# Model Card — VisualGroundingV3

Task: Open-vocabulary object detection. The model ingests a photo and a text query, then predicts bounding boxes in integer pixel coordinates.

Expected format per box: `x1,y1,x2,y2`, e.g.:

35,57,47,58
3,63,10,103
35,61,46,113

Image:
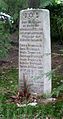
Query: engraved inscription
19,10,51,94
19,11,44,76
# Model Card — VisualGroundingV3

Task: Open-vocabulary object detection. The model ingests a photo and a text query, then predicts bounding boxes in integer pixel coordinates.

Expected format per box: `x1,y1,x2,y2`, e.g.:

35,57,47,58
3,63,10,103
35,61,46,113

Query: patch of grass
52,73,63,88
0,100,63,119
0,68,18,95
0,68,63,118
52,73,63,97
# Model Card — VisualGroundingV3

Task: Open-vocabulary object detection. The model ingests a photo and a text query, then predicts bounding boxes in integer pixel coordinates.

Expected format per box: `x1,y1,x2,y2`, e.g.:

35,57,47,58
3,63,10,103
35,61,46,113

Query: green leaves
0,0,8,11
52,73,63,97
0,21,11,59
40,0,52,8
49,3,63,43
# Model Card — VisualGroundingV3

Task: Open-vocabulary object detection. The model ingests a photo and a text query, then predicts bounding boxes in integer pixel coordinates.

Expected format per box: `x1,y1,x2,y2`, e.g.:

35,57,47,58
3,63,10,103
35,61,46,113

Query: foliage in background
0,0,28,59
47,3,63,43
1,0,28,30
40,0,52,8
0,21,11,59
0,0,7,11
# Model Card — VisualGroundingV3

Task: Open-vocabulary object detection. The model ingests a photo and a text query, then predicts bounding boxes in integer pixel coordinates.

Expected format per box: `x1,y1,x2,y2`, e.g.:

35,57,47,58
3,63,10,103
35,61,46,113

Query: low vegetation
0,68,63,118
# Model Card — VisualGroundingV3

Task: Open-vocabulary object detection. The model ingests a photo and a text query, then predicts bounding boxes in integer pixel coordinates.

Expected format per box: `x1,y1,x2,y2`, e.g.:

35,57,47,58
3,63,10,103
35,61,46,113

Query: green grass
0,68,18,94
0,100,63,119
0,68,63,119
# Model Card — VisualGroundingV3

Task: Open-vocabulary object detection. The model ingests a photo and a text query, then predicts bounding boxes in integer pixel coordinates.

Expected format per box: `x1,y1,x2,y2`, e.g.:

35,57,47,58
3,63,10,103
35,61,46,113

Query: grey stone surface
19,9,51,95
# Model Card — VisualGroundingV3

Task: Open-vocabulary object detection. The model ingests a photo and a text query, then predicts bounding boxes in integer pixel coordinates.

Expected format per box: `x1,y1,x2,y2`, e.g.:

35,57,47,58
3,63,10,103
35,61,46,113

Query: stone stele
19,9,51,95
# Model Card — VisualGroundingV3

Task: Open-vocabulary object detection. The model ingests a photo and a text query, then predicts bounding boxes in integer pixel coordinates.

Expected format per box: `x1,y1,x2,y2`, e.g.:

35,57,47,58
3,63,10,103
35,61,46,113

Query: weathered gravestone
19,9,51,95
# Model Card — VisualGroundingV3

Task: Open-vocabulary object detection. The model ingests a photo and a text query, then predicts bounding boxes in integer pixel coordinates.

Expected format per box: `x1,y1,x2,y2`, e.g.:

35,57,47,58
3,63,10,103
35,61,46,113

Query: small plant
11,74,31,104
52,72,63,98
